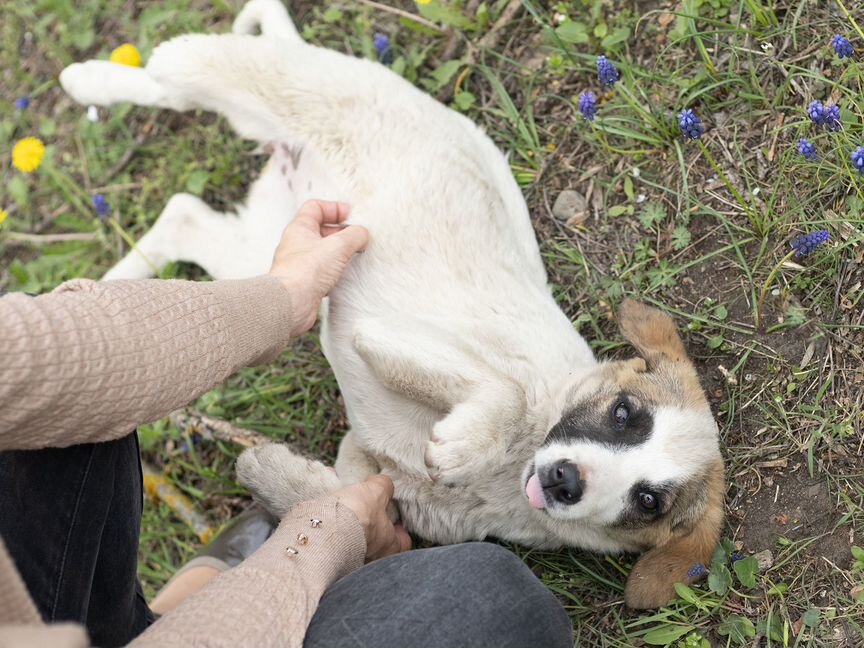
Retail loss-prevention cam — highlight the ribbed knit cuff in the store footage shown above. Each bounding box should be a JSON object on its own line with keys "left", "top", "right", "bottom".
{"left": 209, "top": 275, "right": 295, "bottom": 371}
{"left": 241, "top": 496, "right": 366, "bottom": 597}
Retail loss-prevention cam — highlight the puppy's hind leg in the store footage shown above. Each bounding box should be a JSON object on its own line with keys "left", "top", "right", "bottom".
{"left": 236, "top": 444, "right": 342, "bottom": 518}
{"left": 103, "top": 193, "right": 254, "bottom": 281}
{"left": 233, "top": 0, "right": 301, "bottom": 41}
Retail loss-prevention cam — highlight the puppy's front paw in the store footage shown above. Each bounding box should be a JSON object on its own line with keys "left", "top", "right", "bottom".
{"left": 424, "top": 418, "right": 501, "bottom": 486}
{"left": 236, "top": 444, "right": 341, "bottom": 517}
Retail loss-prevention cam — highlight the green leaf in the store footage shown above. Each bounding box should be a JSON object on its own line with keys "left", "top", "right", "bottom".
{"left": 609, "top": 205, "right": 629, "bottom": 217}
{"left": 851, "top": 546, "right": 864, "bottom": 561}
{"left": 733, "top": 556, "right": 758, "bottom": 589}
{"left": 717, "top": 616, "right": 756, "bottom": 645}
{"left": 185, "top": 170, "right": 210, "bottom": 196}
{"left": 428, "top": 59, "right": 463, "bottom": 91}
{"left": 322, "top": 7, "right": 342, "bottom": 22}
{"left": 8, "top": 175, "right": 29, "bottom": 207}
{"left": 766, "top": 583, "right": 788, "bottom": 595}
{"left": 708, "top": 564, "right": 732, "bottom": 595}
{"left": 756, "top": 616, "right": 783, "bottom": 641}
{"left": 707, "top": 335, "right": 724, "bottom": 350}
{"left": 713, "top": 304, "right": 728, "bottom": 320}
{"left": 71, "top": 27, "right": 95, "bottom": 50}
{"left": 555, "top": 21, "right": 589, "bottom": 44}
{"left": 453, "top": 91, "right": 475, "bottom": 111}
{"left": 674, "top": 582, "right": 700, "bottom": 605}
{"left": 624, "top": 176, "right": 635, "bottom": 201}
{"left": 671, "top": 226, "right": 692, "bottom": 250}
{"left": 802, "top": 608, "right": 820, "bottom": 628}
{"left": 602, "top": 26, "right": 631, "bottom": 49}
{"left": 639, "top": 201, "right": 666, "bottom": 229}
{"left": 642, "top": 624, "right": 694, "bottom": 645}
{"left": 593, "top": 22, "right": 608, "bottom": 38}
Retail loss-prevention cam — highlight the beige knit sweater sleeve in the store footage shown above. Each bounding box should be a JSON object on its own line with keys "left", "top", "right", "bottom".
{"left": 131, "top": 498, "right": 366, "bottom": 648}
{"left": 0, "top": 276, "right": 369, "bottom": 648}
{"left": 0, "top": 276, "right": 294, "bottom": 449}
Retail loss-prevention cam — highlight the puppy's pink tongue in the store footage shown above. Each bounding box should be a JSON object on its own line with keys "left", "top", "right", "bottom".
{"left": 526, "top": 474, "right": 546, "bottom": 510}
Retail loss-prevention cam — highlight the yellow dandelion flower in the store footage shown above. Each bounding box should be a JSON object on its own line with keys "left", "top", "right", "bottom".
{"left": 12, "top": 137, "right": 46, "bottom": 173}
{"left": 0, "top": 209, "right": 8, "bottom": 226}
{"left": 109, "top": 43, "right": 143, "bottom": 67}
{"left": 416, "top": 0, "right": 432, "bottom": 4}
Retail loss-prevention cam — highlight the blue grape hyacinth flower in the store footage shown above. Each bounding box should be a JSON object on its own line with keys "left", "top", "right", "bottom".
{"left": 790, "top": 230, "right": 830, "bottom": 257}
{"left": 808, "top": 100, "right": 826, "bottom": 125}
{"left": 824, "top": 104, "right": 841, "bottom": 131}
{"left": 852, "top": 146, "right": 864, "bottom": 174}
{"left": 797, "top": 138, "right": 817, "bottom": 160}
{"left": 808, "top": 101, "right": 841, "bottom": 130}
{"left": 678, "top": 109, "right": 705, "bottom": 140}
{"left": 92, "top": 194, "right": 111, "bottom": 222}
{"left": 578, "top": 91, "right": 598, "bottom": 121}
{"left": 832, "top": 34, "right": 854, "bottom": 59}
{"left": 14, "top": 96, "right": 30, "bottom": 110}
{"left": 687, "top": 563, "right": 708, "bottom": 578}
{"left": 596, "top": 56, "right": 619, "bottom": 87}
{"left": 373, "top": 33, "right": 393, "bottom": 65}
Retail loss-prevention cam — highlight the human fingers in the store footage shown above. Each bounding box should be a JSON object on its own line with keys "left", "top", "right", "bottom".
{"left": 295, "top": 199, "right": 351, "bottom": 230}
{"left": 325, "top": 224, "right": 370, "bottom": 256}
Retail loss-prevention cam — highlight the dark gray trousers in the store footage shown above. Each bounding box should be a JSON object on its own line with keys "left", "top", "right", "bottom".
{"left": 305, "top": 543, "right": 573, "bottom": 648}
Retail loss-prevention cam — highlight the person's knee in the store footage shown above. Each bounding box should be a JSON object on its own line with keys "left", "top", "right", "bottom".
{"left": 445, "top": 543, "right": 573, "bottom": 648}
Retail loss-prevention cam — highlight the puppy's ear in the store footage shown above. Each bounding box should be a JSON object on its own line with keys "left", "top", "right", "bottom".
{"left": 624, "top": 461, "right": 725, "bottom": 608}
{"left": 618, "top": 299, "right": 688, "bottom": 368}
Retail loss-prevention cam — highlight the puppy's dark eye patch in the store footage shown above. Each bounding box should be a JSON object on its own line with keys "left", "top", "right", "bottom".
{"left": 544, "top": 393, "right": 653, "bottom": 448}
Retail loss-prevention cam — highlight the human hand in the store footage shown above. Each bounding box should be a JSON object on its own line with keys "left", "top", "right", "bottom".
{"left": 335, "top": 475, "right": 412, "bottom": 562}
{"left": 269, "top": 199, "right": 369, "bottom": 337}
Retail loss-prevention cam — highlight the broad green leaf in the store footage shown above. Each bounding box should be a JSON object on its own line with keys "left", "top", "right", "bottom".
{"left": 8, "top": 175, "right": 29, "bottom": 208}
{"left": 708, "top": 564, "right": 731, "bottom": 596}
{"left": 802, "top": 608, "right": 820, "bottom": 628}
{"left": 185, "top": 170, "right": 210, "bottom": 196}
{"left": 642, "top": 624, "right": 694, "bottom": 645}
{"left": 673, "top": 582, "right": 700, "bottom": 604}
{"left": 609, "top": 205, "right": 629, "bottom": 217}
{"left": 733, "top": 556, "right": 758, "bottom": 589}
{"left": 717, "top": 616, "right": 755, "bottom": 645}
{"left": 428, "top": 60, "right": 463, "bottom": 91}
{"left": 555, "top": 21, "right": 589, "bottom": 44}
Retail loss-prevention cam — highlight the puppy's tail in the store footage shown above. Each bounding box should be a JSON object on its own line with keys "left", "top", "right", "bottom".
{"left": 232, "top": 0, "right": 301, "bottom": 42}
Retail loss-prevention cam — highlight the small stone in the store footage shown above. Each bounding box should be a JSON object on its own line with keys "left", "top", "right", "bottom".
{"left": 297, "top": 533, "right": 309, "bottom": 545}
{"left": 552, "top": 189, "right": 587, "bottom": 222}
{"left": 310, "top": 518, "right": 323, "bottom": 528}
{"left": 753, "top": 549, "right": 773, "bottom": 570}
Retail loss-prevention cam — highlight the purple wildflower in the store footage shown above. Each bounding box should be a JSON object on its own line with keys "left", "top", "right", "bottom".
{"left": 797, "top": 138, "right": 817, "bottom": 160}
{"left": 808, "top": 101, "right": 826, "bottom": 125}
{"left": 824, "top": 104, "right": 841, "bottom": 131}
{"left": 808, "top": 101, "right": 841, "bottom": 130}
{"left": 851, "top": 146, "right": 864, "bottom": 174}
{"left": 373, "top": 33, "right": 393, "bottom": 66}
{"left": 14, "top": 96, "right": 30, "bottom": 110}
{"left": 92, "top": 194, "right": 111, "bottom": 222}
{"left": 730, "top": 552, "right": 744, "bottom": 562}
{"left": 687, "top": 563, "right": 708, "bottom": 578}
{"left": 832, "top": 35, "right": 854, "bottom": 59}
{"left": 678, "top": 109, "right": 705, "bottom": 140}
{"left": 597, "top": 56, "right": 619, "bottom": 87}
{"left": 790, "top": 230, "right": 830, "bottom": 257}
{"left": 578, "top": 91, "right": 598, "bottom": 122}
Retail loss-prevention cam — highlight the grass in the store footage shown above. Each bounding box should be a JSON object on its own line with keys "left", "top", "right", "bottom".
{"left": 2, "top": 0, "right": 863, "bottom": 645}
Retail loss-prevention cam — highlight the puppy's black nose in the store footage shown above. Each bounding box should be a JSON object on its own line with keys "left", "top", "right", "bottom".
{"left": 540, "top": 460, "right": 582, "bottom": 505}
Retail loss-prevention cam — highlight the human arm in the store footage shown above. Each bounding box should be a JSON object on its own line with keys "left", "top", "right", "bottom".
{"left": 130, "top": 476, "right": 410, "bottom": 648}
{"left": 0, "top": 200, "right": 368, "bottom": 451}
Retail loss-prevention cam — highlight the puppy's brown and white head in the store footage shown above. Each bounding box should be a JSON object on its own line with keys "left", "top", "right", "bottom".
{"left": 524, "top": 300, "right": 724, "bottom": 608}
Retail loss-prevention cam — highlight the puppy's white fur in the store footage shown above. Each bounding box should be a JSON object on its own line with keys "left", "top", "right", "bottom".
{"left": 61, "top": 0, "right": 723, "bottom": 607}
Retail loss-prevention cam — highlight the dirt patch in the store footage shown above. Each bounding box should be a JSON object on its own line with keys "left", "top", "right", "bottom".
{"left": 734, "top": 467, "right": 852, "bottom": 569}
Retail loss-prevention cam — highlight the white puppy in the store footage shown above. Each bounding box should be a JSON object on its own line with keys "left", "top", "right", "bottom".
{"left": 60, "top": 0, "right": 724, "bottom": 608}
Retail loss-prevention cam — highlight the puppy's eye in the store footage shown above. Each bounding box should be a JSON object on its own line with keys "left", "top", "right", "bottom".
{"left": 612, "top": 401, "right": 629, "bottom": 427}
{"left": 637, "top": 491, "right": 657, "bottom": 512}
